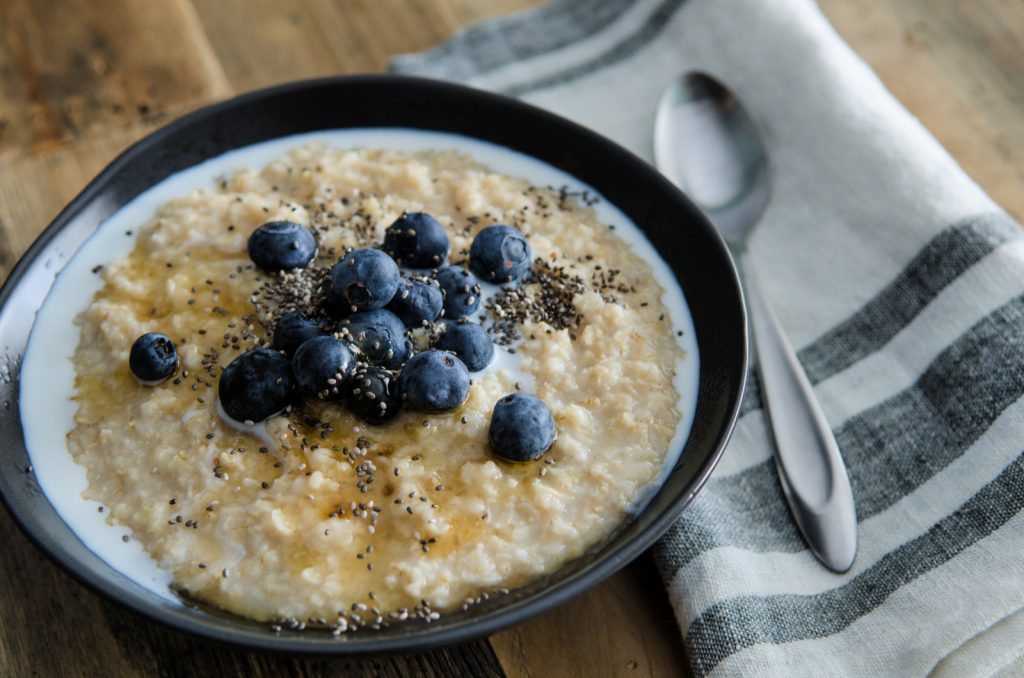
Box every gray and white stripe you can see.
[669,394,1024,623]
[662,280,1024,557]
[393,0,1024,675]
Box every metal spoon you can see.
[654,72,857,573]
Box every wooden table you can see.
[0,1,1020,676]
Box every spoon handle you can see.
[743,263,857,573]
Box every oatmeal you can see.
[64,144,686,626]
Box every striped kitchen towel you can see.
[392,0,1024,676]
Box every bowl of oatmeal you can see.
[0,76,746,654]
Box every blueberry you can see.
[469,224,532,283]
[218,348,295,423]
[435,322,494,372]
[129,332,179,383]
[435,266,481,320]
[292,336,356,401]
[387,276,444,328]
[383,212,450,268]
[247,221,317,272]
[488,393,557,462]
[322,285,352,320]
[347,365,402,423]
[329,248,401,312]
[272,311,326,356]
[399,350,470,413]
[339,309,412,369]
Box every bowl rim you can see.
[0,74,747,655]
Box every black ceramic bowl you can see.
[0,75,745,655]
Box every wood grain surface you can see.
[0,1,1021,676]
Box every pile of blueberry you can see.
[128,212,557,462]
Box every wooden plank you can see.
[0,121,157,278]
[819,0,1024,222]
[188,0,346,90]
[191,0,463,91]
[0,508,142,678]
[445,0,539,25]
[0,0,229,156]
[490,556,691,678]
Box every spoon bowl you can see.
[654,72,770,247]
